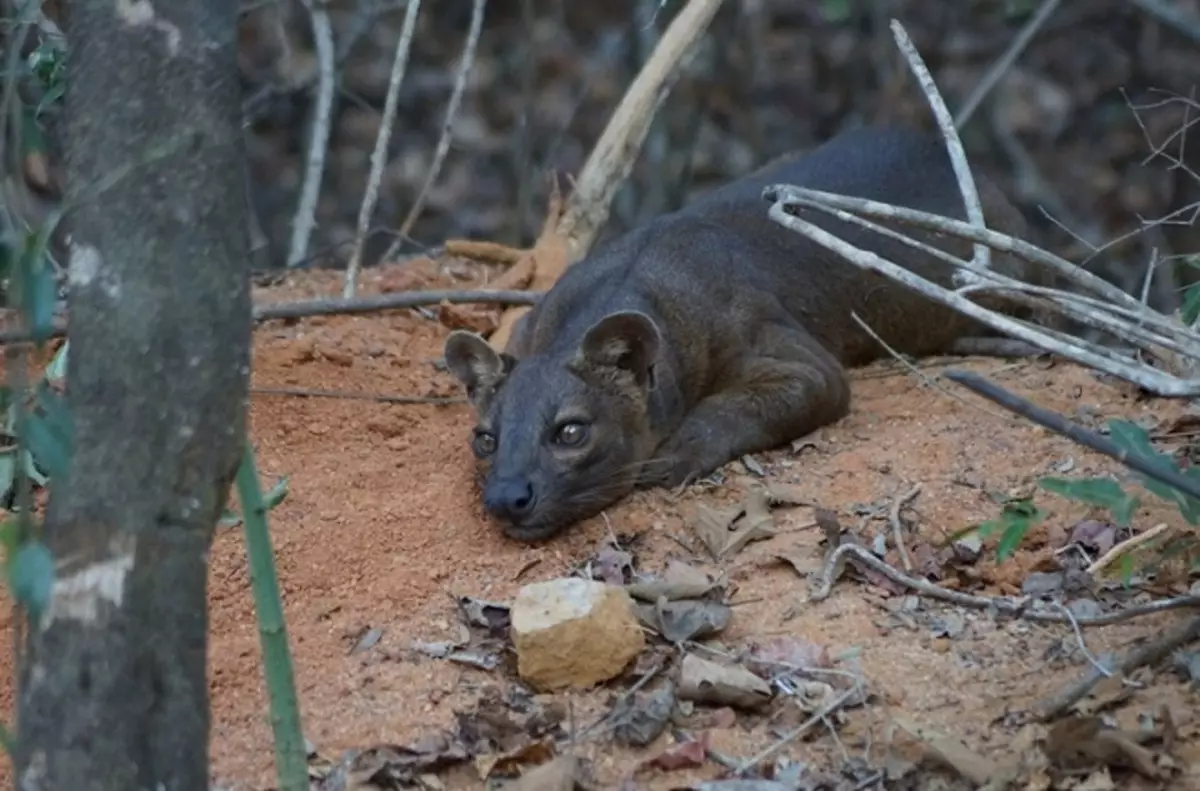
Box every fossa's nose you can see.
[483,477,536,522]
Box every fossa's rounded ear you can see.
[577,310,661,387]
[444,331,514,399]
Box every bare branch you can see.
[398,0,487,240]
[1034,615,1200,721]
[765,193,1200,396]
[0,289,540,345]
[556,0,726,261]
[342,0,423,298]
[943,368,1200,499]
[764,184,1144,309]
[286,0,336,268]
[810,541,1200,628]
[889,19,991,282]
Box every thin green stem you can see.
[235,443,306,791]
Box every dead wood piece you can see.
[487,0,725,351]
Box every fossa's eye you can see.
[473,431,497,457]
[553,421,589,447]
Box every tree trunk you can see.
[16,1,250,789]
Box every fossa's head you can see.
[443,311,662,541]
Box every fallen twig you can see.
[849,312,1014,422]
[0,289,541,345]
[942,369,1200,501]
[766,194,1200,397]
[397,0,486,240]
[286,0,336,268]
[484,0,726,349]
[735,686,861,776]
[889,483,922,572]
[249,386,464,405]
[342,0,423,298]
[809,540,1200,628]
[1034,615,1200,721]
[1086,522,1175,577]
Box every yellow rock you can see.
[510,577,645,691]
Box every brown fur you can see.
[444,125,1043,541]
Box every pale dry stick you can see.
[771,189,1200,377]
[486,0,726,349]
[1035,615,1200,721]
[554,0,726,261]
[0,288,542,346]
[849,312,1017,423]
[767,202,1200,396]
[974,285,1200,363]
[767,184,1148,312]
[806,190,1200,353]
[342,0,423,299]
[249,386,465,405]
[954,0,1063,128]
[397,0,486,240]
[286,0,337,268]
[735,687,861,776]
[888,483,922,573]
[1086,522,1173,577]
[800,191,1200,362]
[1053,601,1113,680]
[809,540,1200,628]
[889,19,991,282]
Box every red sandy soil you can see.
[2,257,1199,789]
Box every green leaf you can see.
[975,499,1046,562]
[1182,282,1200,325]
[8,540,55,617]
[1106,418,1200,524]
[218,508,243,529]
[1038,476,1140,526]
[21,449,47,487]
[44,340,68,383]
[15,223,60,345]
[20,382,74,480]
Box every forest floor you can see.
[2,255,1199,790]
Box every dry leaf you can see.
[891,713,999,785]
[1071,674,1134,716]
[655,598,732,642]
[613,682,676,747]
[765,481,812,506]
[772,550,821,578]
[678,653,773,710]
[627,559,717,601]
[593,544,634,585]
[721,488,777,559]
[1044,715,1165,779]
[745,635,832,677]
[504,754,579,791]
[474,738,555,780]
[690,504,738,560]
[646,734,709,771]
